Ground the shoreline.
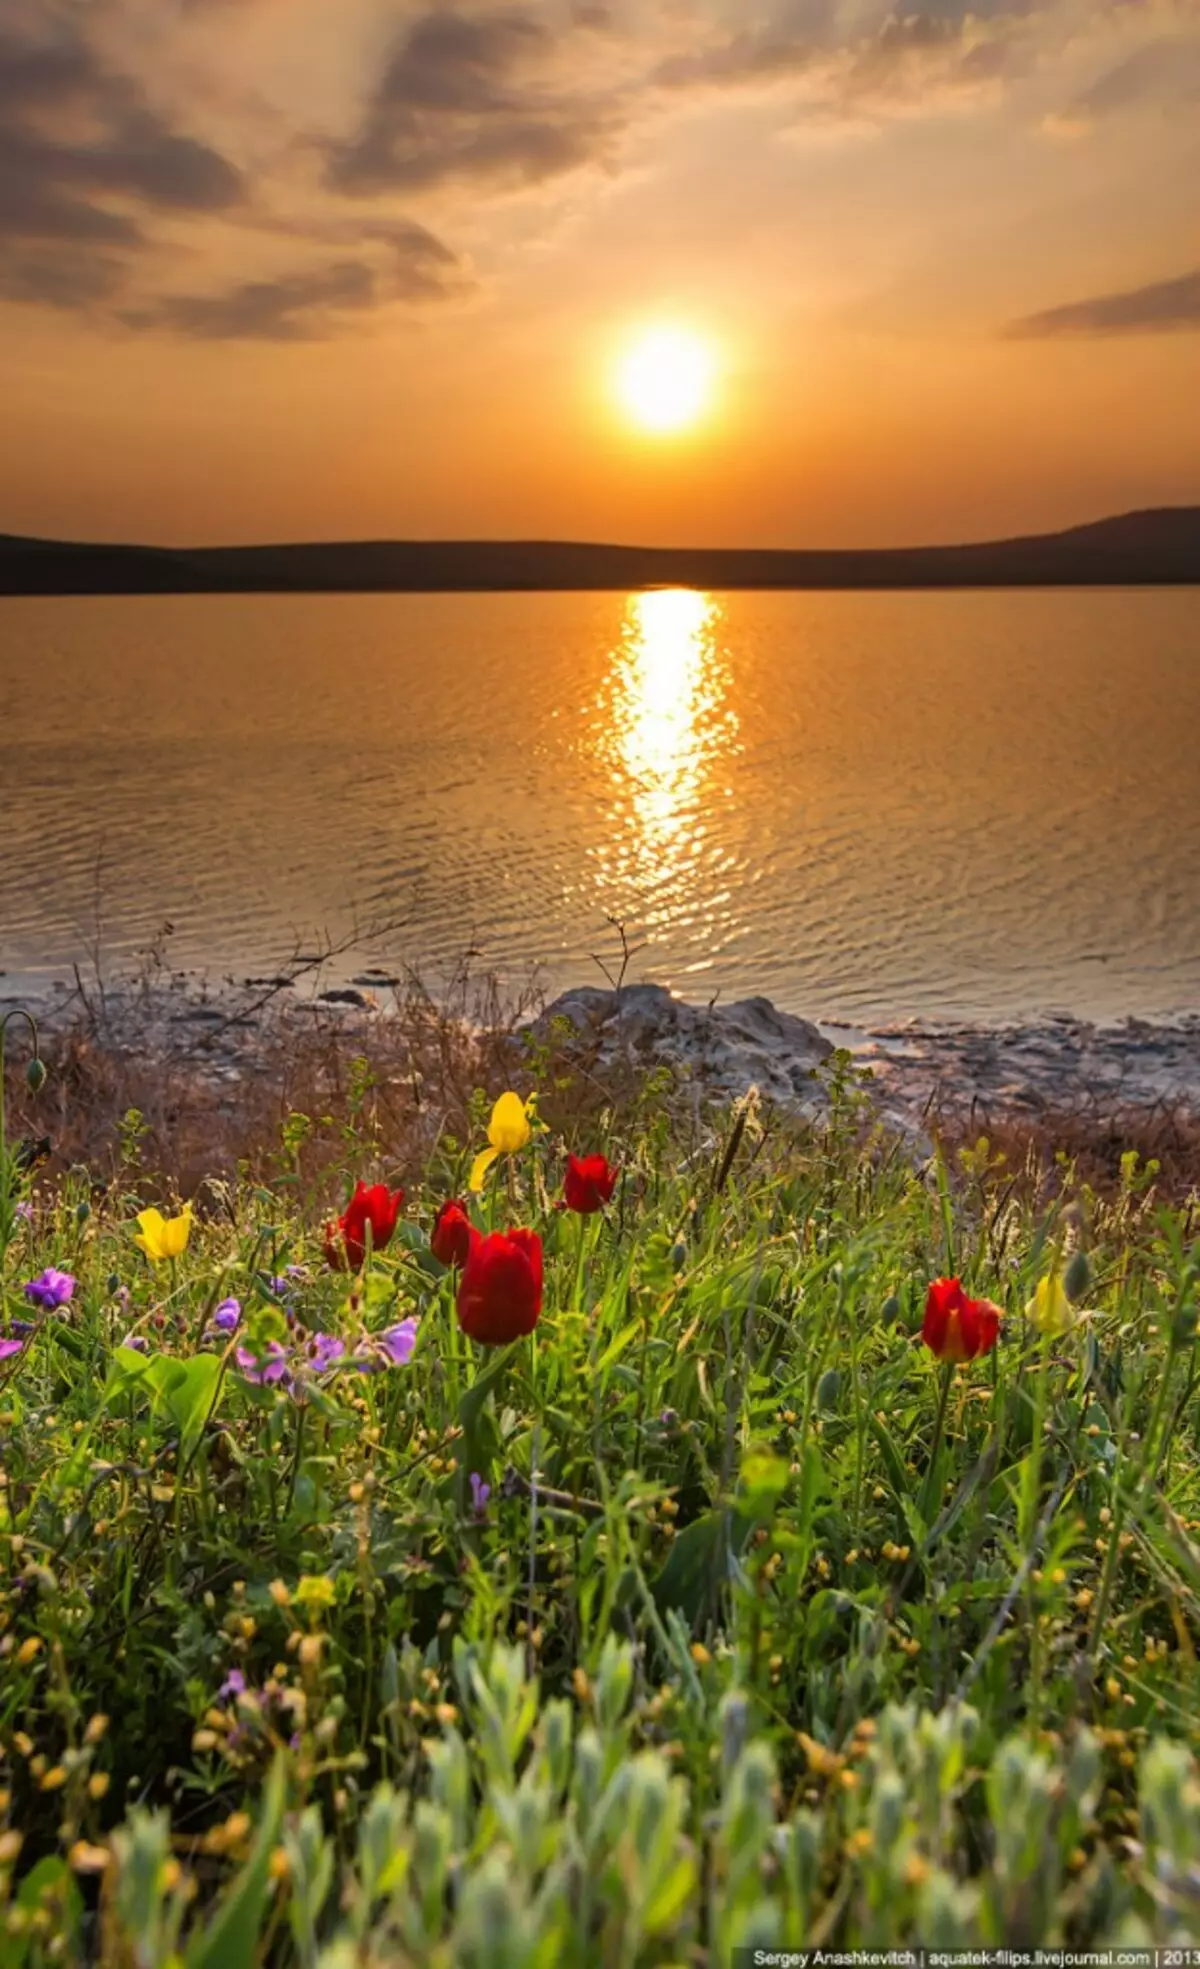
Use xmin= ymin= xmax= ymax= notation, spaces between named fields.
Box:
xmin=5 ymin=966 xmax=1199 ymax=1132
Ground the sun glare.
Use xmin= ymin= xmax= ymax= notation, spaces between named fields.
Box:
xmin=616 ymin=326 xmax=716 ymax=435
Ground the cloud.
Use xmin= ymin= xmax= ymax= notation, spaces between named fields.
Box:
xmin=1005 ymin=266 xmax=1200 ymax=335
xmin=650 ymin=1 xmax=1031 ymax=115
xmin=1048 ymin=31 xmax=1200 ymax=128
xmin=326 ymin=6 xmax=620 ymax=195
xmin=0 ymin=13 xmax=242 ymax=309
xmin=122 ymin=221 xmax=463 ymax=339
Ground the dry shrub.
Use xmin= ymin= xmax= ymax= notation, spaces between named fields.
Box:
xmin=933 ymin=1098 xmax=1200 ymax=1208
xmin=1 ymin=969 xmax=543 ymax=1203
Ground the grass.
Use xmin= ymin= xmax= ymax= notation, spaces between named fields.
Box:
xmin=1 ymin=1010 xmax=1199 ymax=1964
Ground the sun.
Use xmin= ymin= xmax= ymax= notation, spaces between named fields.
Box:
xmin=616 ymin=325 xmax=716 ymax=435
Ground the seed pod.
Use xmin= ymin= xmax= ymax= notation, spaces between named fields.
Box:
xmin=1064 ymin=1250 xmax=1090 ymax=1304
xmin=75 ymin=1199 xmax=91 ymax=1226
xmin=25 ymin=1057 xmax=47 ymax=1094
xmin=881 ymin=1294 xmax=901 ymax=1326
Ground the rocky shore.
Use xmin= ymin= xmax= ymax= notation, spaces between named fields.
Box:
xmin=6 ymin=969 xmax=1200 ymax=1138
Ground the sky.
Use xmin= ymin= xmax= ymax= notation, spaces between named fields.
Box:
xmin=1 ymin=0 xmax=1198 ymax=548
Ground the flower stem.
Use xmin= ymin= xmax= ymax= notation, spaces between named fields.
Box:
xmin=920 ymin=1362 xmax=954 ymax=1528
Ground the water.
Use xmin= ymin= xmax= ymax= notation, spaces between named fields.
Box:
xmin=1 ymin=586 xmax=1198 ymax=1026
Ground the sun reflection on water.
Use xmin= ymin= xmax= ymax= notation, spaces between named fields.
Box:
xmin=590 ymin=588 xmax=741 ymax=947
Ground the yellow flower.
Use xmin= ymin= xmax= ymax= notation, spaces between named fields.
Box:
xmin=469 ymin=1092 xmax=535 ymax=1192
xmin=1027 ymin=1273 xmax=1076 ymax=1336
xmin=134 ymin=1205 xmax=193 ymax=1263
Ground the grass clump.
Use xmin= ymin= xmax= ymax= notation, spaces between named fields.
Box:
xmin=0 ymin=1012 xmax=1198 ymax=1963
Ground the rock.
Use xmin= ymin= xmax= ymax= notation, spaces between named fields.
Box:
xmin=524 ymin=983 xmax=835 ymax=1115
xmin=318 ymin=988 xmax=369 ymax=1008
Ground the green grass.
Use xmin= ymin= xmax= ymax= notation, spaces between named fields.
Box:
xmin=1 ymin=1042 xmax=1199 ymax=1963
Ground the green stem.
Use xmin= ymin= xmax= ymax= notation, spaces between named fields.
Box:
xmin=1018 ymin=1337 xmax=1052 ymax=1551
xmin=920 ymin=1362 xmax=954 ymax=1528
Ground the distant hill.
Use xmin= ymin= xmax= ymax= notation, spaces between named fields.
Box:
xmin=0 ymin=507 xmax=1198 ymax=595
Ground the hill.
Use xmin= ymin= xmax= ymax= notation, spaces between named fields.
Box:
xmin=0 ymin=505 xmax=1198 ymax=594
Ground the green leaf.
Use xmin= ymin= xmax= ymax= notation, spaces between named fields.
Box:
xmin=868 ymin=1411 xmax=912 ymax=1498
xmin=186 ymin=1753 xmax=286 ymax=1969
xmin=643 ymin=1852 xmax=698 ymax=1936
xmin=0 ymin=1859 xmax=83 ymax=1969
xmin=737 ymin=1451 xmax=790 ymax=1525
xmin=652 ymin=1510 xmax=734 ymax=1627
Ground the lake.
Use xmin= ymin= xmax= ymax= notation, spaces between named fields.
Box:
xmin=1 ymin=586 xmax=1197 ymax=1026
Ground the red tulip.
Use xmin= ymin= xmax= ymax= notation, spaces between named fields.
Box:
xmin=431 ymin=1198 xmax=475 ymax=1270
xmin=325 ymin=1181 xmax=405 ymax=1271
xmin=563 ymin=1152 xmax=619 ymax=1215
xmin=456 ymin=1228 xmax=543 ymax=1346
xmin=921 ymin=1277 xmax=1001 ymax=1363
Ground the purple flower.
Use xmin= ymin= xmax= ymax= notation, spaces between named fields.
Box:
xmin=470 ymin=1472 xmax=491 ymax=1516
xmin=213 ymin=1298 xmax=242 ymax=1333
xmin=236 ymin=1340 xmax=291 ymax=1386
xmin=308 ymin=1332 xmax=346 ymax=1374
xmin=269 ymin=1266 xmax=307 ymax=1300
xmin=120 ymin=1332 xmax=149 ymax=1354
xmin=378 ymin=1318 xmax=419 ymax=1367
xmin=11 ymin=1319 xmax=35 ymax=1337
xmin=220 ymin=1668 xmax=247 ymax=1701
xmin=15 ymin=1201 xmax=34 ymax=1223
xmin=23 ymin=1268 xmax=76 ymax=1312
xmin=0 ymin=1338 xmax=25 ymax=1362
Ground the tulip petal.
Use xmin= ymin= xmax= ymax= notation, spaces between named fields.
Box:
xmin=469 ymin=1146 xmax=500 ymax=1193
xmin=487 ymin=1092 xmax=532 ymax=1156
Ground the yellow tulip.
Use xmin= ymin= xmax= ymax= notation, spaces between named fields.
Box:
xmin=1027 ymin=1273 xmax=1076 ymax=1336
xmin=134 ymin=1205 xmax=193 ymax=1263
xmin=469 ymin=1092 xmax=535 ymax=1193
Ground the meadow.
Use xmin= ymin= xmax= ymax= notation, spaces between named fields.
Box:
xmin=1 ymin=1002 xmax=1199 ymax=1965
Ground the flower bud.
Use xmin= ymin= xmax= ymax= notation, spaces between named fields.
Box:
xmin=25 ymin=1058 xmax=47 ymax=1095
xmin=1064 ymin=1250 xmax=1090 ymax=1304
xmin=880 ymin=1294 xmax=901 ymax=1326
xmin=1171 ymin=1304 xmax=1198 ymax=1348
xmin=75 ymin=1200 xmax=91 ymax=1226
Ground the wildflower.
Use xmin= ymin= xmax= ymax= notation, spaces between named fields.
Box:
xmin=377 ymin=1318 xmax=419 ymax=1367
xmin=469 ymin=1093 xmax=535 ymax=1193
xmin=456 ymin=1228 xmax=543 ymax=1345
xmin=235 ymin=1340 xmax=291 ymax=1387
xmin=308 ymin=1333 xmax=346 ymax=1374
xmin=119 ymin=1333 xmax=148 ymax=1354
xmin=1027 ymin=1274 xmax=1078 ymax=1336
xmin=470 ymin=1472 xmax=491 ymax=1516
xmin=22 ymin=1268 xmax=75 ymax=1311
xmin=430 ymin=1198 xmax=475 ymax=1270
xmin=220 ymin=1668 xmax=247 ymax=1702
xmin=212 ymin=1298 xmax=242 ymax=1334
xmin=324 ymin=1182 xmax=404 ymax=1271
xmin=134 ymin=1206 xmax=193 ymax=1264
xmin=14 ymin=1201 xmax=34 ymax=1223
xmin=0 ymin=1338 xmax=25 ymax=1362
xmin=921 ymin=1277 xmax=1001 ymax=1363
xmin=563 ymin=1152 xmax=619 ymax=1215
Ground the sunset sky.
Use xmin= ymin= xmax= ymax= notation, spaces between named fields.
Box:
xmin=2 ymin=0 xmax=1198 ymax=548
